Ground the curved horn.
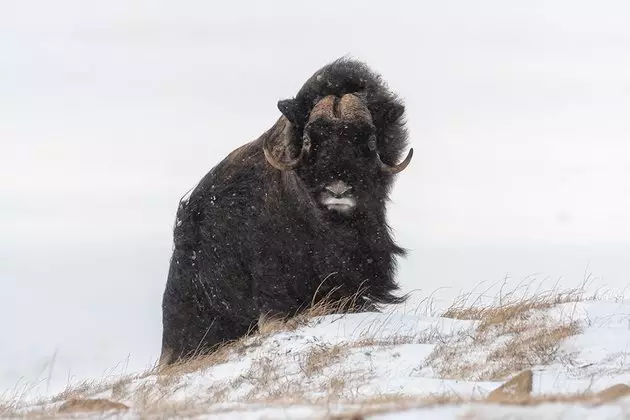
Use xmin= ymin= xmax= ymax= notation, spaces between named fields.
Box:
xmin=263 ymin=134 xmax=311 ymax=171
xmin=377 ymin=147 xmax=414 ymax=174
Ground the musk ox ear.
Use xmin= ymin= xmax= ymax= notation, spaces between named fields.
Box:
xmin=373 ymin=102 xmax=405 ymax=128
xmin=384 ymin=103 xmax=405 ymax=124
xmin=277 ymin=99 xmax=299 ymax=125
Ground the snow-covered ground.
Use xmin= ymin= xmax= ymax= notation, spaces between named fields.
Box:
xmin=5 ymin=289 xmax=630 ymax=419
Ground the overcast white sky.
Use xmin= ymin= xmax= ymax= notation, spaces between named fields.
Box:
xmin=1 ymin=0 xmax=630 ymax=399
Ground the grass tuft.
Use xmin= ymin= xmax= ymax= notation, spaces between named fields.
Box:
xmin=428 ymin=283 xmax=585 ymax=381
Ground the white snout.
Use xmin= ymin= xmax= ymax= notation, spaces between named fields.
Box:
xmin=322 ymin=196 xmax=356 ymax=213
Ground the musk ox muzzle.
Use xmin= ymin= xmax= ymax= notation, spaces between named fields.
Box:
xmin=263 ymin=93 xmax=413 ymax=174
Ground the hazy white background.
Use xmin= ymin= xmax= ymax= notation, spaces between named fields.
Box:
xmin=1 ymin=0 xmax=629 ymax=399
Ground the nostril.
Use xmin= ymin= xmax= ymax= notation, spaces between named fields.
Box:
xmin=325 ymin=186 xmax=338 ymax=196
xmin=325 ymin=181 xmax=352 ymax=197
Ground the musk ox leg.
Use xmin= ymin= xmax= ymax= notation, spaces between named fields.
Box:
xmin=160 ymin=256 xmax=220 ymax=365
xmin=160 ymin=250 xmax=260 ymax=365
xmin=160 ymin=296 xmax=231 ymax=366
xmin=160 ymin=286 xmax=228 ymax=365
xmin=156 ymin=346 xmax=174 ymax=370
xmin=160 ymin=307 xmax=255 ymax=366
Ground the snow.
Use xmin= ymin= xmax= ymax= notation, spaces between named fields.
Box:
xmin=6 ymin=296 xmax=630 ymax=418
xmin=376 ymin=403 xmax=630 ymax=420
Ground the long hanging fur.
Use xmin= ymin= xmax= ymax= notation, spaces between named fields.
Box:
xmin=159 ymin=57 xmax=412 ymax=366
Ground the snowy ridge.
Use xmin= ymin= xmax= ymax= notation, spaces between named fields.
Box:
xmin=4 ymin=292 xmax=630 ymax=419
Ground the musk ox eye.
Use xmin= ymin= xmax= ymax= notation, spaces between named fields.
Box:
xmin=302 ymin=133 xmax=311 ymax=148
xmin=368 ymin=135 xmax=377 ymax=152
xmin=306 ymin=128 xmax=323 ymax=143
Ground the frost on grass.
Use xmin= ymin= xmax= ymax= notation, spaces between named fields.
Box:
xmin=6 ymin=280 xmax=630 ymax=419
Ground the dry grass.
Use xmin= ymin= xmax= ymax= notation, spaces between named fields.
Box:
xmin=156 ymin=343 xmax=234 ymax=379
xmin=240 ymin=340 xmax=355 ymax=404
xmin=240 ymin=352 xmax=304 ymax=403
xmin=427 ymin=283 xmax=585 ymax=381
xmin=443 ymin=284 xmax=584 ymax=324
xmin=486 ymin=322 xmax=580 ymax=379
xmin=12 ymin=387 xmax=630 ymax=420
xmin=3 ymin=281 xmax=604 ymax=419
xmin=0 ymin=288 xmax=376 ymax=418
xmin=257 ymin=312 xmax=300 ymax=335
xmin=330 ymin=394 xmax=467 ymax=420
xmin=256 ymin=280 xmax=380 ymax=331
xmin=0 ymin=401 xmax=17 ymax=418
xmin=351 ymin=336 xmax=415 ymax=348
xmin=300 ymin=343 xmax=348 ymax=377
xmin=48 ymin=374 xmax=134 ymax=403
xmin=241 ymin=349 xmax=350 ymax=404
xmin=350 ymin=326 xmax=445 ymax=349
xmin=327 ymin=377 xmax=347 ymax=396
xmin=357 ymin=393 xmax=466 ymax=410
xmin=333 ymin=383 xmax=630 ymax=420
xmin=0 ymin=370 xmax=156 ymax=419
xmin=156 ymin=283 xmax=377 ymax=379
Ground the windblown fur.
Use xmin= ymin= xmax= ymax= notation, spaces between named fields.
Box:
xmin=159 ymin=57 xmax=412 ymax=366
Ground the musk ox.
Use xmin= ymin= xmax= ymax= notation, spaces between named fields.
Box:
xmin=159 ymin=57 xmax=413 ymax=366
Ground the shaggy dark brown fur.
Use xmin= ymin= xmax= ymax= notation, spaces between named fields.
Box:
xmin=159 ymin=57 xmax=413 ymax=366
